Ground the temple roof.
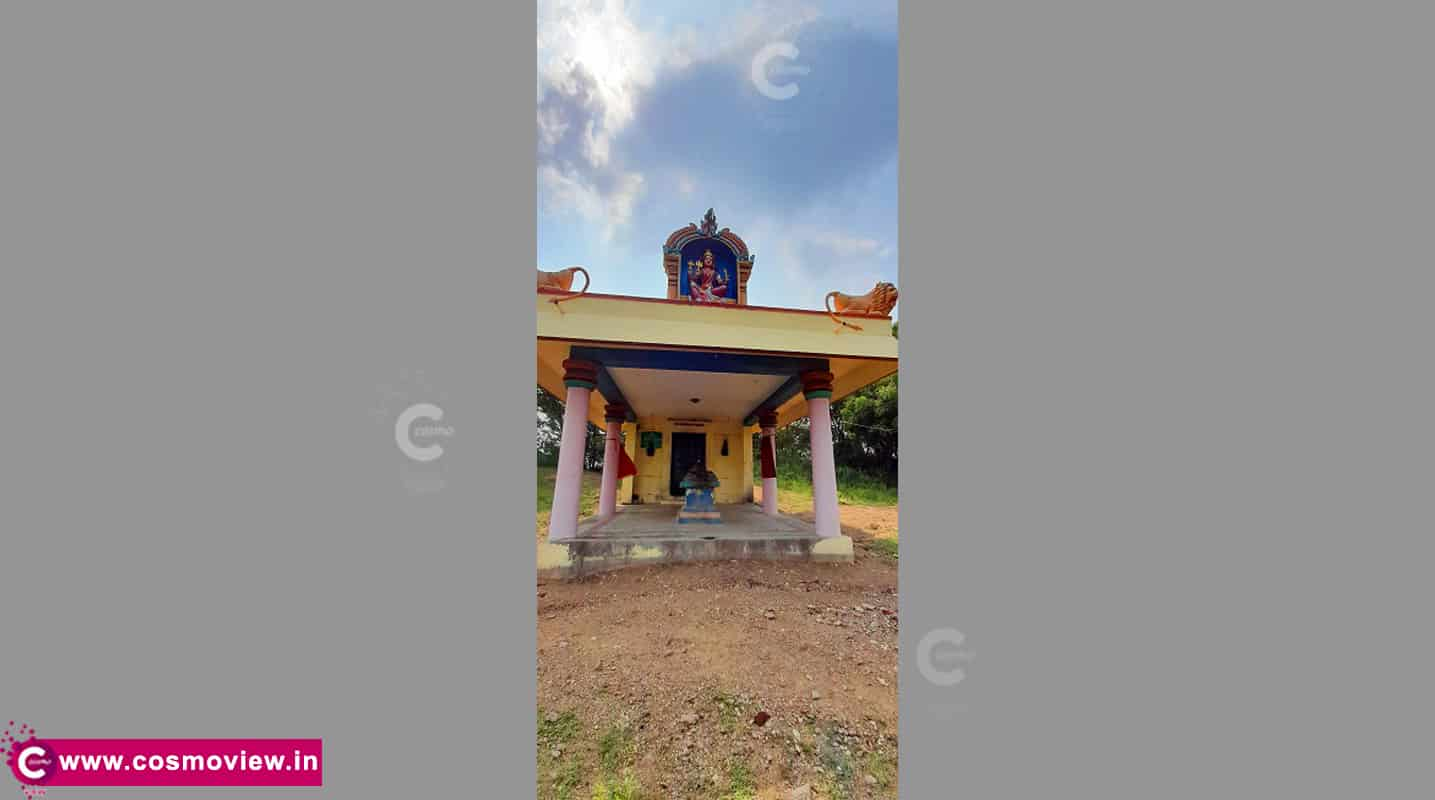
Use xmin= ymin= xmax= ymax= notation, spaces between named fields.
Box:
xmin=537 ymin=291 xmax=896 ymax=430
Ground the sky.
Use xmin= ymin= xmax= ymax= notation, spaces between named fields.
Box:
xmin=537 ymin=0 xmax=898 ymax=314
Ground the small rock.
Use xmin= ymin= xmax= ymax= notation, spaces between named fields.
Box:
xmin=764 ymin=609 xmax=777 ymax=620
xmin=752 ymin=711 xmax=771 ymax=727
xmin=549 ymin=748 xmax=561 ymax=758
xmin=680 ymin=713 xmax=700 ymax=726
xmin=811 ymin=689 xmax=822 ymax=699
xmin=544 ymin=711 xmax=558 ymax=724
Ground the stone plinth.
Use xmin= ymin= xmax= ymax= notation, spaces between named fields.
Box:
xmin=676 ymin=487 xmax=721 ymax=524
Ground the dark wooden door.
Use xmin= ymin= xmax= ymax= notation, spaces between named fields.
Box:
xmin=669 ymin=432 xmax=706 ymax=496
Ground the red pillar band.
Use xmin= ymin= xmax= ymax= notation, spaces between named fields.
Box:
xmin=758 ymin=411 xmax=778 ymax=480
xmin=800 ymin=370 xmax=835 ymax=400
xmin=598 ymin=404 xmax=625 ymax=519
xmin=562 ymin=358 xmax=598 ymax=390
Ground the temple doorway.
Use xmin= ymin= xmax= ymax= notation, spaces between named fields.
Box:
xmin=669 ymin=432 xmax=706 ymax=497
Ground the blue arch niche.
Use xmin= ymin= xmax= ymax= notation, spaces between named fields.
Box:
xmin=678 ymin=238 xmax=737 ymax=303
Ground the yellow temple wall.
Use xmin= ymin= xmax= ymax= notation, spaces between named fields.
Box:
xmin=626 ymin=417 xmax=755 ymax=505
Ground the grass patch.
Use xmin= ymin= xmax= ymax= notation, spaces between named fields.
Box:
xmin=862 ymin=750 xmax=897 ymax=790
xmin=550 ymin=759 xmax=584 ymax=800
xmin=760 ymin=464 xmax=897 ymax=507
xmin=716 ymin=760 xmax=758 ymax=800
xmin=815 ymin=725 xmax=856 ymax=800
xmin=537 ymin=710 xmax=585 ymax=800
xmin=712 ymin=691 xmax=746 ymax=733
xmin=866 ymin=538 xmax=899 ymax=559
xmin=589 ymin=770 xmax=642 ymax=800
xmin=539 ymin=710 xmax=581 ymax=745
xmin=596 ymin=722 xmax=635 ymax=776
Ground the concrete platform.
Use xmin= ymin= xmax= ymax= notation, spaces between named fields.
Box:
xmin=537 ymin=503 xmax=853 ymax=579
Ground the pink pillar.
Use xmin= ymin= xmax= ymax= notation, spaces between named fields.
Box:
xmin=759 ymin=410 xmax=779 ymax=517
xmin=598 ymin=403 xmax=628 ymax=519
xmin=802 ymin=371 xmax=841 ymax=538
xmin=548 ymin=359 xmax=597 ymax=541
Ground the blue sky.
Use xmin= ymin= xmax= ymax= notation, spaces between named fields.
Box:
xmin=537 ymin=0 xmax=898 ymax=313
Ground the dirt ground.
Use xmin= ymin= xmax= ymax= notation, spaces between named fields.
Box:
xmin=537 ymin=499 xmax=899 ymax=800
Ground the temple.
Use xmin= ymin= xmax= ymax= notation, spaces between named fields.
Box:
xmin=537 ymin=209 xmax=898 ymax=577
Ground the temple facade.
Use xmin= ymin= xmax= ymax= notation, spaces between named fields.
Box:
xmin=537 ymin=209 xmax=898 ymax=577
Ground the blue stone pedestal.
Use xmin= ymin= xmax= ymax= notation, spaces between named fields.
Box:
xmin=676 ymin=488 xmax=721 ymax=524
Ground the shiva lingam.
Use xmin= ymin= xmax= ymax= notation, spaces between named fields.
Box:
xmin=676 ymin=460 xmax=722 ymax=524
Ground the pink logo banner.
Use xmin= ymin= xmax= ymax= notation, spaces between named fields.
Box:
xmin=8 ymin=738 xmax=322 ymax=787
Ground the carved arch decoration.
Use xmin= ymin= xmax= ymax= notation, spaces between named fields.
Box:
xmin=662 ymin=208 xmax=755 ymax=304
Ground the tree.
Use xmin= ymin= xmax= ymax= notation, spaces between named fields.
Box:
xmin=537 ymin=386 xmax=563 ymax=463
xmin=831 ymin=374 xmax=898 ymax=484
xmin=757 ymin=374 xmax=899 ymax=486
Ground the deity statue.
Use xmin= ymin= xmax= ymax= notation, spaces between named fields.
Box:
xmin=679 ymin=460 xmax=720 ymax=493
xmin=677 ymin=460 xmax=721 ymax=522
xmin=687 ymin=249 xmax=730 ymax=303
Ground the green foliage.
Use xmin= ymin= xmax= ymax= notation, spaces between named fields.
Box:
xmin=815 ymin=725 xmax=856 ymax=800
xmin=538 ymin=710 xmax=581 ymax=745
xmin=830 ymin=374 xmax=897 ymax=485
xmin=537 ymin=385 xmax=565 ymax=464
xmin=754 ymin=460 xmax=898 ymax=507
xmin=597 ymin=723 xmax=635 ymax=776
xmin=589 ymin=770 xmax=642 ymax=800
xmin=537 ymin=467 xmax=601 ymax=518
xmin=866 ymin=538 xmax=899 ymax=559
xmin=551 ymin=760 xmax=584 ymax=800
xmin=863 ymin=750 xmax=897 ymax=789
xmin=716 ymin=761 xmax=758 ymax=800
xmin=712 ymin=691 xmax=745 ymax=733
xmin=538 ymin=710 xmax=584 ymax=800
xmin=753 ymin=374 xmax=898 ymax=489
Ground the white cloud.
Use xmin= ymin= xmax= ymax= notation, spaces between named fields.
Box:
xmin=539 ymin=163 xmax=645 ymax=242
xmin=536 ymin=0 xmax=830 ymax=235
xmin=537 ymin=0 xmax=675 ymax=232
xmin=733 ymin=215 xmax=897 ymax=310
xmin=818 ymin=234 xmax=882 ymax=258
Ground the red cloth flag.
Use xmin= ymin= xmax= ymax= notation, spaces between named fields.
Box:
xmin=617 ymin=444 xmax=639 ymax=479
xmin=760 ymin=434 xmax=778 ymax=479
